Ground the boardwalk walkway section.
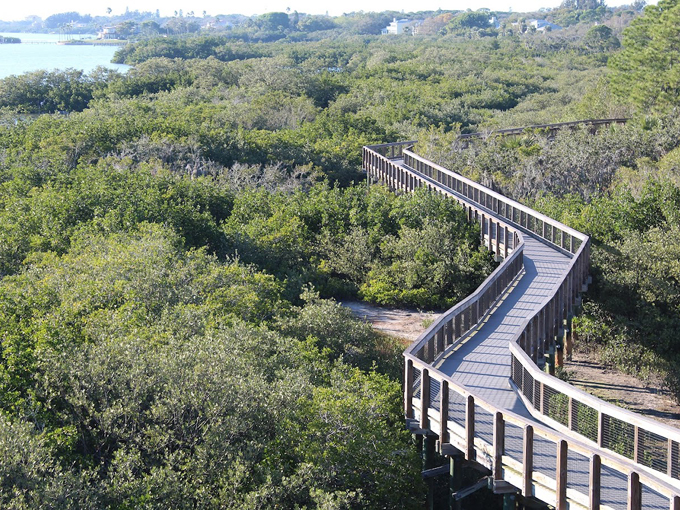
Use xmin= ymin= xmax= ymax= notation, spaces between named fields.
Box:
xmin=363 ymin=141 xmax=680 ymax=510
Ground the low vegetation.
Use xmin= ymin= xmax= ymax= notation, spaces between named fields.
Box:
xmin=0 ymin=0 xmax=679 ymax=506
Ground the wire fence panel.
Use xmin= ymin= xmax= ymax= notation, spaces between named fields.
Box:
xmin=511 ymin=355 xmax=523 ymax=388
xmin=671 ymin=441 xmax=680 ymax=480
xmin=474 ymin=405 xmax=494 ymax=446
xmin=522 ymin=367 xmax=534 ymax=403
xmin=533 ymin=435 xmax=556 ymax=482
xmin=600 ymin=464 xmax=627 ymax=510
xmin=602 ymin=414 xmax=635 ymax=460
xmin=544 ymin=385 xmax=569 ymax=427
xmin=448 ymin=389 xmax=466 ymax=427
xmin=504 ymin=422 xmax=524 ymax=463
xmin=638 ymin=428 xmax=667 ymax=473
xmin=413 ymin=367 xmax=421 ymax=400
xmin=642 ymin=483 xmax=671 ymax=510
xmin=566 ymin=449 xmax=589 ymax=497
xmin=430 ymin=377 xmax=441 ymax=412
xmin=533 ymin=379 xmax=541 ymax=410
xmin=571 ymin=399 xmax=598 ymax=443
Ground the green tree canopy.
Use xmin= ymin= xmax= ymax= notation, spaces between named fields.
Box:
xmin=610 ymin=0 xmax=680 ymax=112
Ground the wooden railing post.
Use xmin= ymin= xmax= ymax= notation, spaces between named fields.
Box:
xmin=590 ymin=454 xmax=601 ymax=510
xmin=420 ymin=369 xmax=430 ymax=430
xmin=523 ymin=425 xmax=533 ymax=497
xmin=628 ymin=471 xmax=641 ymax=510
xmin=597 ymin=411 xmax=604 ymax=447
xmin=557 ymin=440 xmax=568 ymax=510
xmin=440 ymin=381 xmax=449 ymax=444
xmin=504 ymin=225 xmax=509 ymax=259
xmin=493 ymin=412 xmax=505 ymax=480
xmin=466 ymin=395 xmax=475 ymax=460
xmin=436 ymin=328 xmax=444 ymax=356
xmin=405 ymin=359 xmax=414 ymax=419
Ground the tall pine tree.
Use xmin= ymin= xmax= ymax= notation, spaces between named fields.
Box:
xmin=610 ymin=0 xmax=680 ymax=112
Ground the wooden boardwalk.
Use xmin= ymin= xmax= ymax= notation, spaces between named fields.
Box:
xmin=435 ymin=235 xmax=570 ymax=415
xmin=363 ymin=142 xmax=680 ymax=510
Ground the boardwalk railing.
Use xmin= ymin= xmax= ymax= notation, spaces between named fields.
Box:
xmin=363 ymin=141 xmax=680 ymax=509
xmin=458 ymin=118 xmax=629 ymax=140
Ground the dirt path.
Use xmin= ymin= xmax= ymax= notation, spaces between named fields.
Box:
xmin=343 ymin=300 xmax=680 ymax=429
xmin=565 ymin=350 xmax=680 ymax=428
xmin=342 ymin=301 xmax=440 ymax=342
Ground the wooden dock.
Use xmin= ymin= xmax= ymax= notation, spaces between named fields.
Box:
xmin=363 ymin=138 xmax=680 ymax=509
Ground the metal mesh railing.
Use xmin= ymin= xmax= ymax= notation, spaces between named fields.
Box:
xmin=570 ymin=399 xmax=598 ymax=443
xmin=504 ymin=422 xmax=524 ymax=463
xmin=430 ymin=378 xmax=441 ymax=413
xmin=511 ymin=355 xmax=523 ymax=388
xmin=600 ymin=464 xmax=627 ymax=510
xmin=638 ymin=428 xmax=667 ymax=472
xmin=566 ymin=449 xmax=589 ymax=495
xmin=533 ymin=378 xmax=541 ymax=410
xmin=602 ymin=414 xmax=635 ymax=460
xmin=522 ymin=367 xmax=534 ymax=404
xmin=544 ymin=385 xmax=569 ymax=427
xmin=413 ymin=367 xmax=421 ymax=400
xmin=533 ymin=435 xmax=557 ymax=484
xmin=475 ymin=405 xmax=494 ymax=446
xmin=448 ymin=389 xmax=466 ymax=427
xmin=642 ymin=483 xmax=672 ymax=510
xmin=671 ymin=441 xmax=680 ymax=480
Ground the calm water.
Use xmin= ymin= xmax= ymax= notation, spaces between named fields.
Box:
xmin=0 ymin=33 xmax=130 ymax=78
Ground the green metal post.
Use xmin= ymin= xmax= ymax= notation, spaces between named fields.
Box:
xmin=424 ymin=435 xmax=436 ymax=510
xmin=449 ymin=454 xmax=462 ymax=510
xmin=503 ymin=493 xmax=516 ymax=510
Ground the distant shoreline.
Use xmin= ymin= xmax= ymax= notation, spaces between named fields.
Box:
xmin=59 ymin=39 xmax=127 ymax=46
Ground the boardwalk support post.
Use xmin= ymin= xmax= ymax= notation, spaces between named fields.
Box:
xmin=503 ymin=493 xmax=516 ymax=510
xmin=565 ymin=315 xmax=573 ymax=361
xmin=424 ymin=434 xmax=436 ymax=510
xmin=449 ymin=453 xmax=463 ymax=510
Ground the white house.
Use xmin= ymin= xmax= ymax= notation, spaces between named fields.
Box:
xmin=97 ymin=26 xmax=118 ymax=40
xmin=529 ymin=19 xmax=562 ymax=31
xmin=381 ymin=18 xmax=422 ymax=35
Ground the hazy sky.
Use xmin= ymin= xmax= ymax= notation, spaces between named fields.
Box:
xmin=3 ymin=0 xmax=636 ymax=21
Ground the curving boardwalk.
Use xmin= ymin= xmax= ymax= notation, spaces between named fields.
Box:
xmin=436 ymin=235 xmax=570 ymax=416
xmin=363 ymin=142 xmax=680 ymax=510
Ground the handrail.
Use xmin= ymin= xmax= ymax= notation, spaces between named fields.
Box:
xmin=458 ymin=118 xmax=629 ymax=140
xmin=405 ymin=238 xmax=524 ymax=364
xmin=402 ymin=149 xmax=587 ymax=249
xmin=407 ymin=354 xmax=680 ymax=509
xmin=363 ymin=142 xmax=680 ymax=509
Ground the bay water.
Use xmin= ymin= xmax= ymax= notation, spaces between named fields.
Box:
xmin=0 ymin=33 xmax=130 ymax=78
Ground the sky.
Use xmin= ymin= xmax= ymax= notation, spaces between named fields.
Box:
xmin=2 ymin=0 xmax=638 ymax=21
